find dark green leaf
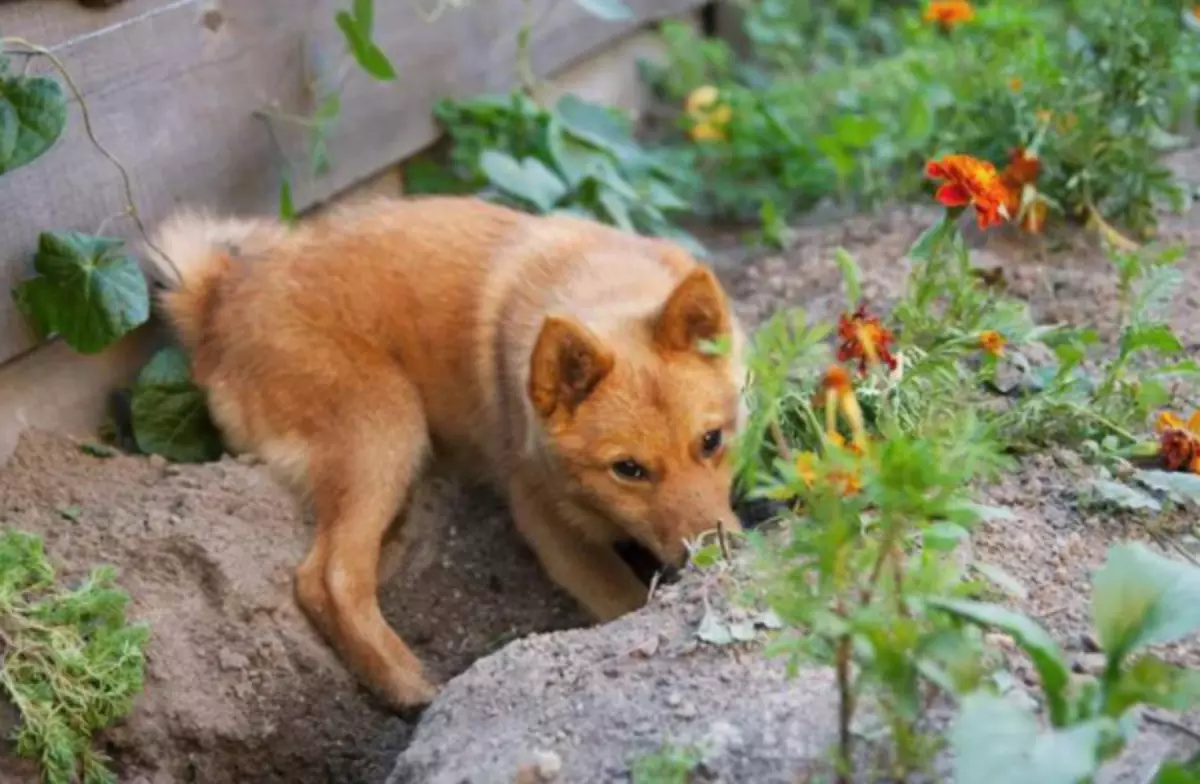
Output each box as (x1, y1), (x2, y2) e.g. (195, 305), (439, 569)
(1106, 655), (1200, 716)
(1155, 759), (1200, 784)
(0, 75), (68, 175)
(1120, 323), (1183, 358)
(352, 0), (374, 36)
(572, 0), (633, 21)
(130, 348), (224, 463)
(12, 232), (149, 354)
(479, 150), (567, 212)
(336, 10), (397, 81)
(1093, 542), (1200, 664)
(928, 598), (1071, 726)
(951, 692), (1113, 784)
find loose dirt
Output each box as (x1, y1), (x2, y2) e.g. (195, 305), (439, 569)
(2, 150), (1199, 782)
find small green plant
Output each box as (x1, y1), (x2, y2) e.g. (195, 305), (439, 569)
(939, 541), (1200, 783)
(0, 528), (149, 784)
(405, 91), (703, 254)
(630, 742), (702, 784)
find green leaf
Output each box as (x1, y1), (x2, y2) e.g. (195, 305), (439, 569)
(1156, 759), (1200, 784)
(951, 692), (1113, 784)
(130, 348), (224, 463)
(1133, 470), (1200, 506)
(479, 150), (567, 212)
(12, 232), (150, 354)
(1106, 655), (1200, 716)
(352, 0), (374, 35)
(554, 95), (636, 158)
(336, 10), (397, 81)
(907, 212), (958, 263)
(970, 562), (1029, 600)
(834, 248), (862, 307)
(1120, 323), (1183, 358)
(279, 177), (296, 224)
(598, 187), (634, 230)
(928, 598), (1071, 725)
(1081, 479), (1162, 513)
(923, 522), (970, 552)
(0, 75), (68, 175)
(1092, 542), (1200, 665)
(572, 0), (633, 21)
(547, 124), (610, 187)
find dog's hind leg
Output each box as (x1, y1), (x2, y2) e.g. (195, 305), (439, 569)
(293, 366), (437, 711)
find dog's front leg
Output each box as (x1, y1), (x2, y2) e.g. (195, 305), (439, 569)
(509, 481), (647, 622)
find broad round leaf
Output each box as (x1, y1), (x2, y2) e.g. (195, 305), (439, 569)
(479, 151), (567, 212)
(12, 232), (150, 354)
(131, 348), (224, 463)
(0, 75), (67, 175)
(951, 692), (1114, 784)
(1093, 542), (1200, 663)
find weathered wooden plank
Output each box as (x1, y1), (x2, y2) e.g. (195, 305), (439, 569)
(0, 0), (704, 365)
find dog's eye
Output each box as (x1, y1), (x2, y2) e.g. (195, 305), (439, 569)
(611, 459), (649, 481)
(701, 429), (723, 456)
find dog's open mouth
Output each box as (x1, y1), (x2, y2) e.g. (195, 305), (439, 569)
(612, 540), (676, 587)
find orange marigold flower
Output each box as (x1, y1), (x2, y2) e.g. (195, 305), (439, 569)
(979, 330), (1006, 357)
(1156, 409), (1200, 473)
(828, 467), (863, 497)
(1194, 6), (1200, 22)
(926, 154), (1013, 230)
(836, 304), (898, 374)
(1008, 76), (1023, 92)
(1002, 148), (1041, 188)
(822, 365), (853, 395)
(924, 0), (974, 28)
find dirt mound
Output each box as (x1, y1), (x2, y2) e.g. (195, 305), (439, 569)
(0, 430), (584, 783)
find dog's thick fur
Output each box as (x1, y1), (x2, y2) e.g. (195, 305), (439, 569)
(146, 196), (748, 710)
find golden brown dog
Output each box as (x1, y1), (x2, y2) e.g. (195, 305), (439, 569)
(146, 196), (747, 710)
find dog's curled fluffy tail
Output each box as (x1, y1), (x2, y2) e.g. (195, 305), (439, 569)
(144, 210), (287, 351)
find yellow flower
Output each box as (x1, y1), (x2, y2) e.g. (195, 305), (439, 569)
(685, 85), (732, 143)
(1008, 76), (1023, 92)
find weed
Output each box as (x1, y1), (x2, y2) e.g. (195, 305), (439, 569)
(0, 529), (149, 784)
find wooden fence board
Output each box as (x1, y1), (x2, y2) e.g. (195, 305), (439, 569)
(0, 0), (703, 365)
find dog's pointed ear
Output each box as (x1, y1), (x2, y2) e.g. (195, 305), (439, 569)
(528, 315), (615, 417)
(654, 266), (731, 353)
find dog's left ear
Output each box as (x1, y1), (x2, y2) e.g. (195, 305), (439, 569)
(654, 266), (732, 353)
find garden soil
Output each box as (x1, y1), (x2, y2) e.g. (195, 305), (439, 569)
(2, 148), (1200, 782)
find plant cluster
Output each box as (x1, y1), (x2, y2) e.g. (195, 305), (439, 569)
(0, 529), (149, 784)
(706, 151), (1200, 782)
(647, 0), (1200, 241)
(403, 91), (703, 255)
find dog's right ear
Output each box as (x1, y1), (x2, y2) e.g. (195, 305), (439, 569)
(528, 315), (614, 418)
